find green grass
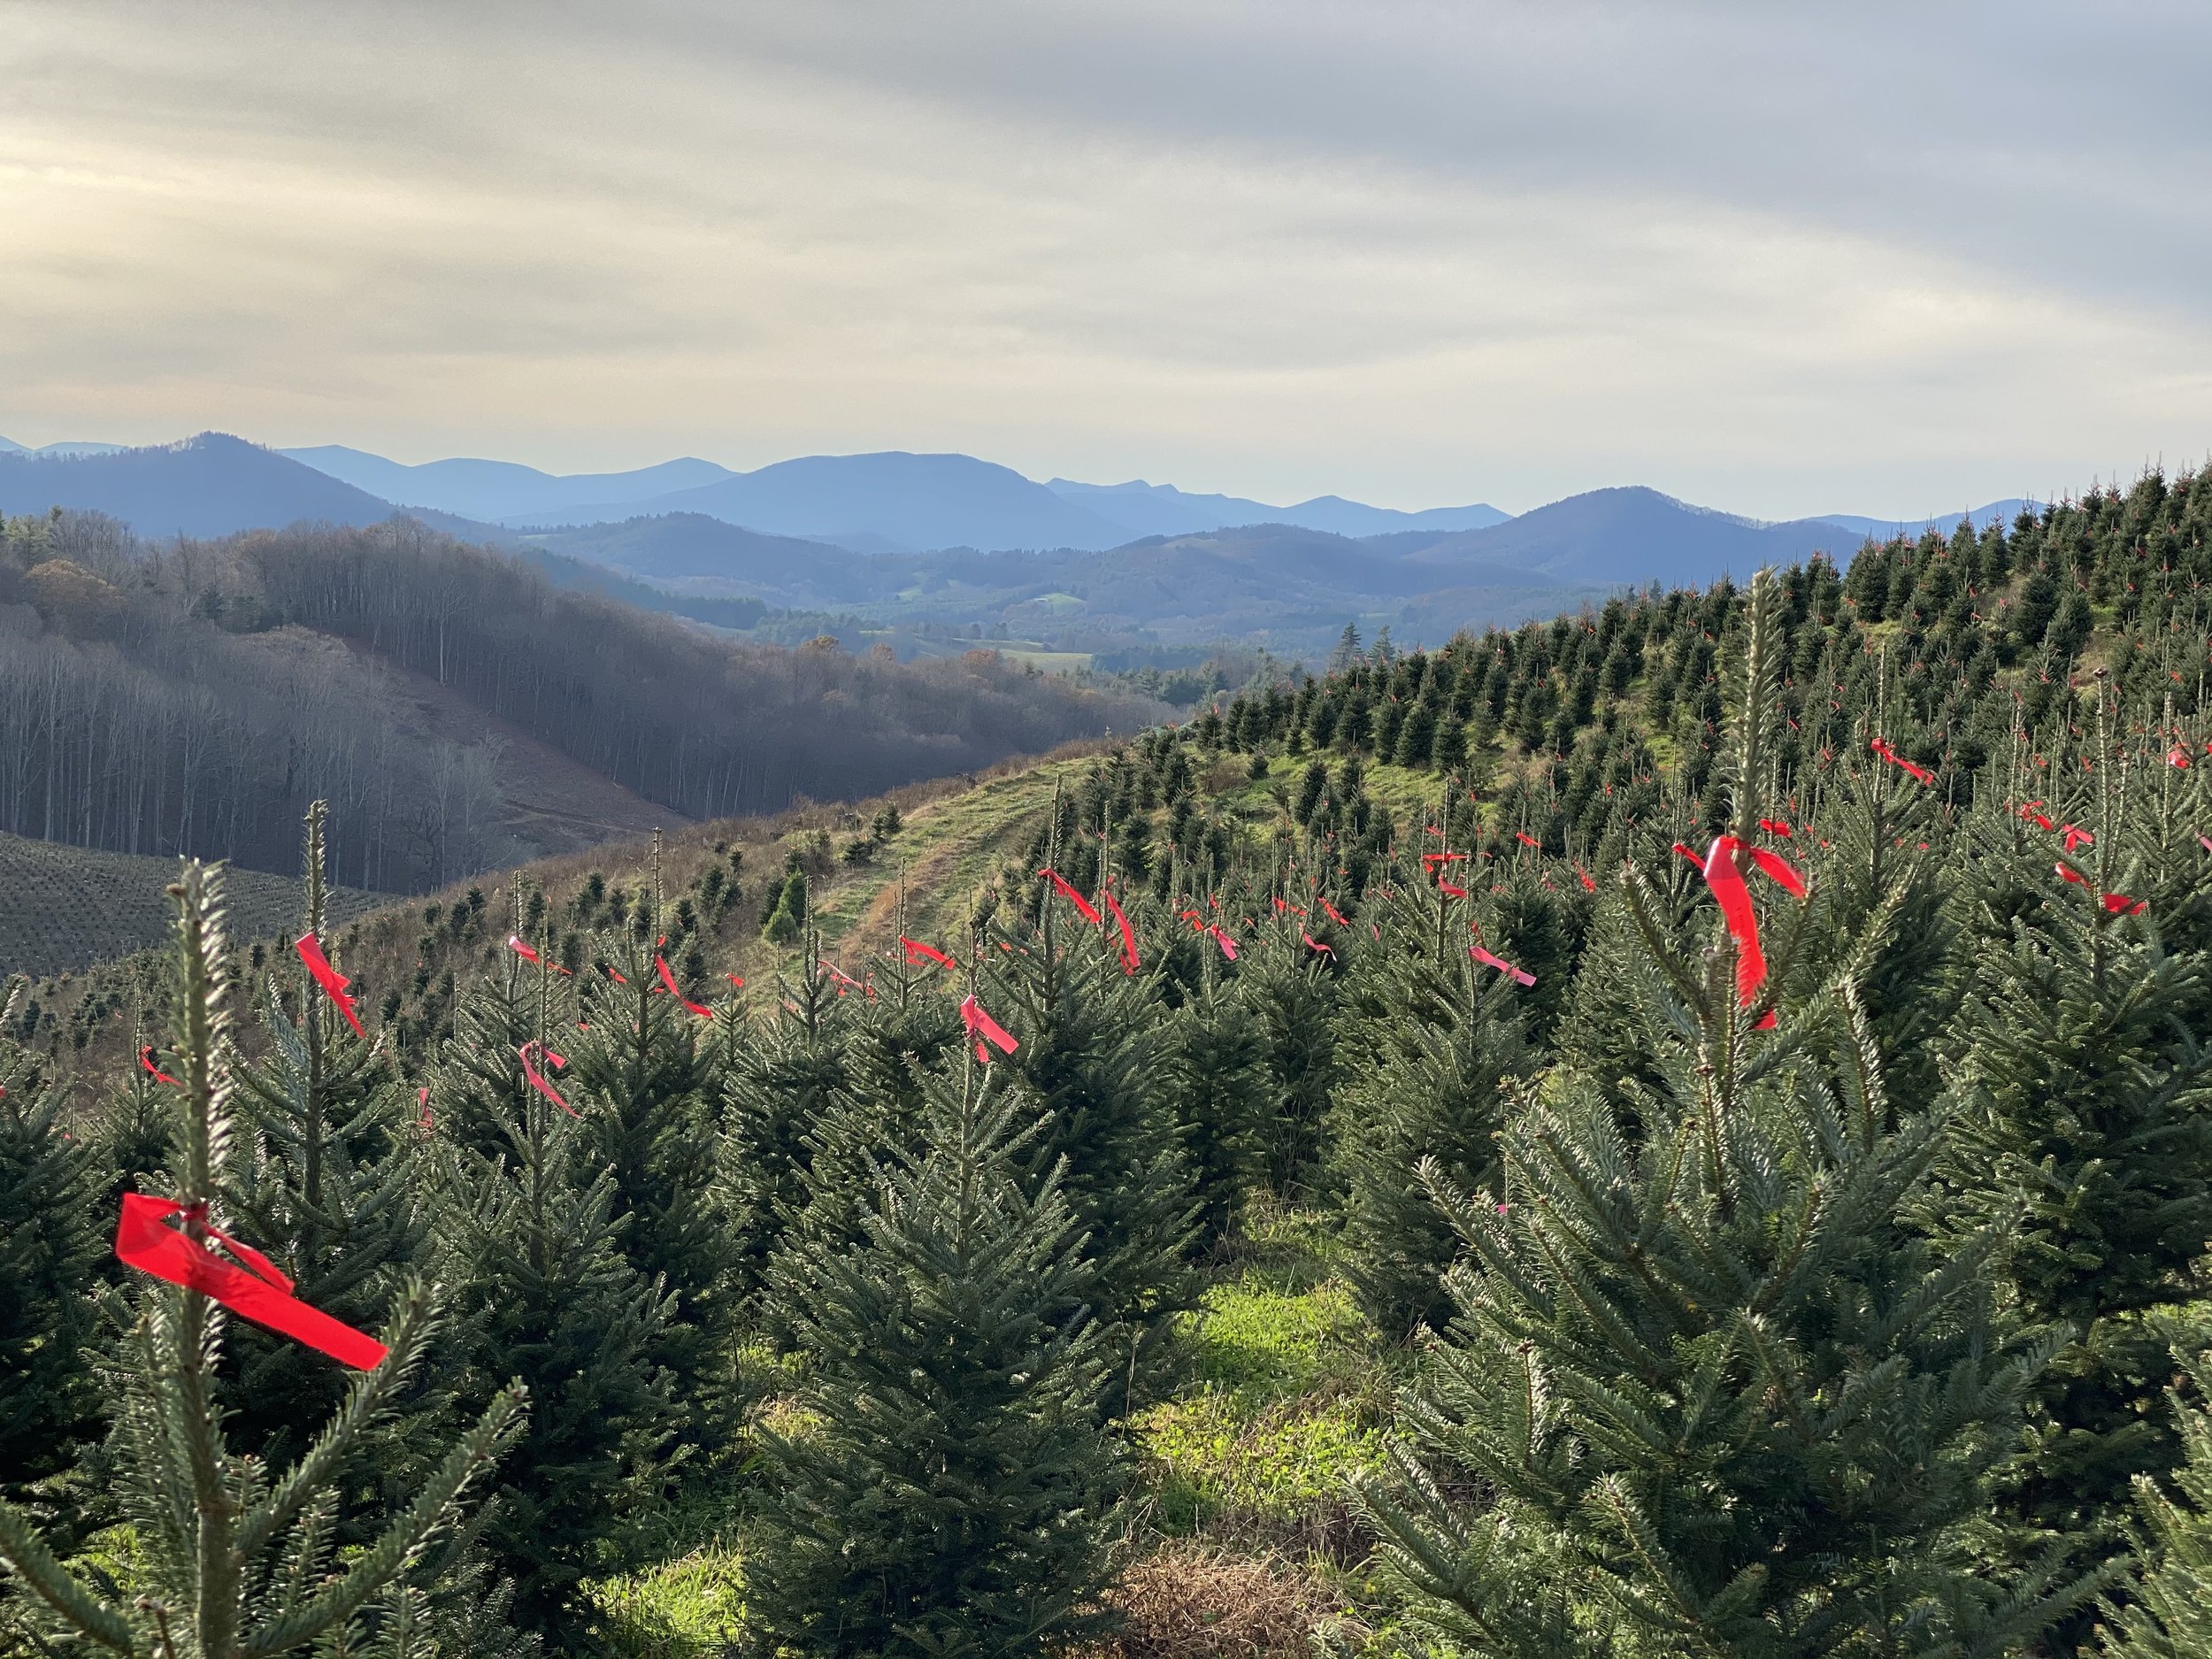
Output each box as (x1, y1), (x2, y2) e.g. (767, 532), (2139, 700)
(588, 1542), (748, 1658)
(1134, 1247), (1391, 1551)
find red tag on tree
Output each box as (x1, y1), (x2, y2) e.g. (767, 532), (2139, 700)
(294, 933), (366, 1039)
(1038, 868), (1101, 926)
(115, 1194), (388, 1371)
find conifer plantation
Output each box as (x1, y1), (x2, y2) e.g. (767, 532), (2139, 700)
(10, 472), (2212, 1655)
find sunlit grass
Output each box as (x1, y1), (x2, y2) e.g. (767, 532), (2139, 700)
(588, 1541), (747, 1659)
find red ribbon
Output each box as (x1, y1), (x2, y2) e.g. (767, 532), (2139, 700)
(1038, 868), (1101, 926)
(1319, 899), (1348, 926)
(1421, 851), (1465, 868)
(1748, 848), (1807, 899)
(294, 933), (365, 1038)
(726, 973), (746, 988)
(518, 1041), (576, 1116)
(1758, 818), (1794, 838)
(2103, 893), (2148, 916)
(960, 995), (1018, 1063)
(1102, 890), (1141, 974)
(508, 934), (540, 964)
(1437, 881), (1469, 899)
(1702, 838), (1769, 1013)
(901, 936), (955, 970)
(115, 1194), (387, 1371)
(2170, 747), (2192, 769)
(1575, 864), (1597, 892)
(1514, 832), (1540, 849)
(2062, 824), (2094, 851)
(1471, 942), (1535, 987)
(417, 1087), (432, 1132)
(1672, 841), (1704, 870)
(651, 956), (712, 1016)
(141, 1046), (181, 1087)
(1302, 931), (1333, 956)
(1209, 925), (1238, 961)
(2055, 861), (2086, 885)
(2018, 803), (2056, 831)
(1870, 738), (1934, 785)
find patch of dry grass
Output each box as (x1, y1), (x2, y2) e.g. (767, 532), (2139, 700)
(1083, 1540), (1357, 1659)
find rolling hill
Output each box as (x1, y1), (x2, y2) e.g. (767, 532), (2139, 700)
(279, 445), (738, 521)
(503, 449), (1133, 552)
(0, 433), (403, 538)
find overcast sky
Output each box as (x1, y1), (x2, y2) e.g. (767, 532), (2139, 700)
(3, 1), (2208, 518)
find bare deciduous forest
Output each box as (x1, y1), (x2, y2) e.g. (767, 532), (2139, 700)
(0, 511), (1163, 894)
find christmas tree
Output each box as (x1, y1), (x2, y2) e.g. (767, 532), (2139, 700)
(427, 953), (684, 1644)
(0, 977), (104, 1528)
(1352, 571), (2101, 1656)
(720, 940), (856, 1321)
(565, 911), (733, 1423)
(988, 868), (1196, 1399)
(748, 1060), (1125, 1655)
(2099, 1343), (2212, 1657)
(1333, 881), (1529, 1344)
(1933, 723), (2212, 1556)
(0, 860), (526, 1659)
(225, 803), (431, 1469)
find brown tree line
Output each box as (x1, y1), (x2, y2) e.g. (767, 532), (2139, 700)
(0, 511), (1158, 891)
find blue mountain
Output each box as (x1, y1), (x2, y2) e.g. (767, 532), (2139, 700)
(1045, 478), (1509, 539)
(0, 437), (133, 457)
(0, 433), (397, 537)
(279, 444), (737, 521)
(1813, 499), (2043, 540)
(503, 450), (1133, 553)
(1397, 487), (1865, 589)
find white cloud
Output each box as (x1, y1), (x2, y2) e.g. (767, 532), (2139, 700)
(0, 0), (2206, 515)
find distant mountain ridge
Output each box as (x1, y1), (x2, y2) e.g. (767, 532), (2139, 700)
(277, 444), (739, 521)
(0, 433), (398, 537)
(1042, 477), (1510, 539)
(0, 429), (2047, 657)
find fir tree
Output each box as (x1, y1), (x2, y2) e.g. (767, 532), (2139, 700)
(721, 943), (856, 1319)
(565, 909), (733, 1421)
(0, 860), (526, 1659)
(1932, 741), (2212, 1553)
(1238, 938), (1339, 1197)
(2099, 1343), (2212, 1658)
(988, 872), (1197, 1394)
(430, 961), (684, 1644)
(1333, 887), (1528, 1344)
(0, 978), (104, 1524)
(1352, 571), (2099, 1657)
(225, 803), (430, 1470)
(1165, 965), (1268, 1247)
(782, 909), (964, 1268)
(748, 1061), (1125, 1656)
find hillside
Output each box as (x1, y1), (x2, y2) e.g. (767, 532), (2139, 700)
(0, 832), (379, 977)
(12, 468), (2212, 1655)
(0, 510), (1164, 896)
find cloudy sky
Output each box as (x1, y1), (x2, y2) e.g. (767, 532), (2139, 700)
(4, 1), (2208, 517)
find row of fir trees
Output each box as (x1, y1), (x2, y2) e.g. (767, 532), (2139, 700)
(3, 478), (2212, 1652)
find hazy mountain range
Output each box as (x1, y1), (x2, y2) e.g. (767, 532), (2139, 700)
(0, 431), (2042, 656)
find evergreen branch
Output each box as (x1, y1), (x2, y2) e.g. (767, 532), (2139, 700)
(238, 1380), (526, 1659)
(0, 1499), (142, 1653)
(234, 1282), (437, 1560)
